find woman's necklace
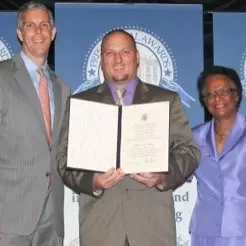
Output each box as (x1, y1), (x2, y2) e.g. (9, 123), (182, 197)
(215, 129), (230, 140)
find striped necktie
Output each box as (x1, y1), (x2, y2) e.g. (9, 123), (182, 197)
(37, 68), (52, 145)
(116, 88), (126, 106)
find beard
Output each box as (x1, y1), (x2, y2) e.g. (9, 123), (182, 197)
(111, 74), (130, 84)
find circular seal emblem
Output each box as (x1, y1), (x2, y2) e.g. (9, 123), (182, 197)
(240, 49), (246, 97)
(78, 26), (195, 108)
(68, 237), (79, 246)
(0, 37), (13, 61)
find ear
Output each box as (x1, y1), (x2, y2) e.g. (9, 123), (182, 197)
(17, 29), (23, 42)
(51, 26), (57, 41)
(235, 90), (240, 102)
(100, 56), (103, 71)
(136, 49), (140, 66)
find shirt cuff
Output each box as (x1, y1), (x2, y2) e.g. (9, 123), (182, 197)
(92, 189), (104, 197)
(156, 183), (166, 191)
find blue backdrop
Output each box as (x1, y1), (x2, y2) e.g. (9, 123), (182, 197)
(55, 3), (203, 126)
(213, 12), (246, 112)
(55, 4), (203, 246)
(0, 12), (20, 61)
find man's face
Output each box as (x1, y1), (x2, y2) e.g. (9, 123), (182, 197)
(101, 32), (140, 86)
(17, 8), (56, 61)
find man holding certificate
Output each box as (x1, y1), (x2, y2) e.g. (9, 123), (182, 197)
(57, 29), (200, 246)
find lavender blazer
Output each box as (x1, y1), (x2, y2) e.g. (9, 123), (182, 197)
(190, 112), (246, 237)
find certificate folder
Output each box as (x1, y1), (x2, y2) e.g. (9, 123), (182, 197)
(67, 98), (169, 174)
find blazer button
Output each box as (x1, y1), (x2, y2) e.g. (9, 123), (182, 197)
(46, 172), (50, 177)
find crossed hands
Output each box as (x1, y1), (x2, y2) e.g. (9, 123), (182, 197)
(92, 167), (165, 190)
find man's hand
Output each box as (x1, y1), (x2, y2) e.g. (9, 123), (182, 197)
(92, 168), (124, 190)
(129, 172), (165, 187)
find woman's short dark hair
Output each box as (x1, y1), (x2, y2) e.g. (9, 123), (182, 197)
(197, 65), (243, 108)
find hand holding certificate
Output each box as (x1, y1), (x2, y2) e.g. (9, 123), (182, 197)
(67, 98), (169, 173)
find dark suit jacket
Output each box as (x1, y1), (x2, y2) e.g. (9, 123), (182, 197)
(57, 80), (200, 246)
(0, 54), (70, 236)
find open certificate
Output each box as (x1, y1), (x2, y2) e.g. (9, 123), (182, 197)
(67, 98), (169, 173)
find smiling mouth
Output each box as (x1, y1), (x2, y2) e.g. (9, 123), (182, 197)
(214, 106), (226, 110)
(114, 67), (125, 71)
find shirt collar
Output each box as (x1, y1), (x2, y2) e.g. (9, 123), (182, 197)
(107, 78), (138, 95)
(20, 50), (48, 73)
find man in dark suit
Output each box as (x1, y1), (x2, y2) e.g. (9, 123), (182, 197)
(0, 1), (70, 245)
(57, 29), (199, 246)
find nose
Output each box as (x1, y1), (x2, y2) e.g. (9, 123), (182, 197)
(210, 93), (222, 105)
(35, 25), (41, 34)
(115, 52), (122, 63)
(213, 94), (221, 101)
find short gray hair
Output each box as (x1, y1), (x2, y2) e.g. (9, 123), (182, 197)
(17, 1), (54, 29)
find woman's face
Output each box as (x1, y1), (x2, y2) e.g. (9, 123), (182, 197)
(203, 74), (239, 120)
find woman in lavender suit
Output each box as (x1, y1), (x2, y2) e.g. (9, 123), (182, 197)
(190, 65), (246, 246)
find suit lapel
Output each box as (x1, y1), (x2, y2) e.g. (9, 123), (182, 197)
(48, 69), (62, 143)
(13, 55), (46, 136)
(206, 113), (245, 160)
(132, 80), (152, 105)
(220, 113), (245, 159)
(206, 120), (218, 160)
(96, 82), (115, 104)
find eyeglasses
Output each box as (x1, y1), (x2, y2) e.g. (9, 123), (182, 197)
(202, 87), (237, 101)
